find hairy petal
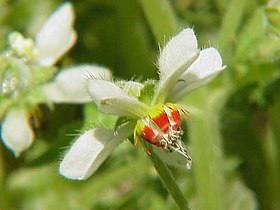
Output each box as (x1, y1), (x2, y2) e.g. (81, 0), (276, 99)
(169, 47), (225, 101)
(59, 123), (134, 180)
(1, 108), (34, 156)
(158, 28), (198, 79)
(35, 3), (77, 65)
(42, 65), (111, 103)
(153, 28), (200, 104)
(88, 80), (150, 118)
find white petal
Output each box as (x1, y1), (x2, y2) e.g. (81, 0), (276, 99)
(59, 123), (134, 180)
(87, 80), (149, 118)
(152, 51), (199, 104)
(1, 108), (34, 156)
(158, 28), (198, 78)
(153, 146), (192, 169)
(42, 65), (112, 103)
(35, 3), (77, 65)
(169, 47), (225, 101)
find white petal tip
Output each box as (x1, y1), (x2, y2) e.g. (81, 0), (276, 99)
(1, 109), (34, 156)
(59, 123), (134, 180)
(159, 28), (198, 76)
(59, 128), (115, 180)
(36, 2), (76, 65)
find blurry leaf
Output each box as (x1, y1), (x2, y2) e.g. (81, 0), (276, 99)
(25, 105), (83, 166)
(262, 76), (280, 108)
(139, 0), (180, 45)
(234, 63), (278, 88)
(221, 82), (279, 210)
(73, 0), (155, 79)
(265, 6), (280, 35)
(0, 98), (12, 120)
(236, 9), (265, 61)
(223, 157), (258, 210)
(262, 77), (280, 209)
(218, 0), (247, 52)
(257, 35), (280, 61)
(226, 178), (257, 210)
(2, 0), (56, 35)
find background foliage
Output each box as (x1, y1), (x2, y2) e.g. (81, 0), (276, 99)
(1, 0), (280, 209)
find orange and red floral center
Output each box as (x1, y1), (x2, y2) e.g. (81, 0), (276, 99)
(134, 103), (190, 158)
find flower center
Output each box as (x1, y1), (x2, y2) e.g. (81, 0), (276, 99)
(135, 103), (191, 161)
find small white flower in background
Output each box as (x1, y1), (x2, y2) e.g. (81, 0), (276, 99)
(0, 3), (111, 156)
(59, 28), (225, 180)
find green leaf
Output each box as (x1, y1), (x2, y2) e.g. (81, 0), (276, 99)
(0, 98), (12, 120)
(236, 9), (265, 61)
(139, 0), (180, 45)
(262, 76), (280, 109)
(265, 6), (280, 35)
(218, 0), (247, 52)
(221, 82), (280, 210)
(226, 178), (257, 210)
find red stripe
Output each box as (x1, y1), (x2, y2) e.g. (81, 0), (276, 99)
(171, 109), (181, 129)
(152, 111), (171, 132)
(141, 126), (160, 146)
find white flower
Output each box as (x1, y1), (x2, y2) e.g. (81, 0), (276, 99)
(59, 28), (225, 180)
(7, 3), (76, 66)
(1, 3), (108, 156)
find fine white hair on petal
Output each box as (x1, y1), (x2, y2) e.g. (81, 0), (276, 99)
(35, 2), (77, 66)
(87, 80), (150, 118)
(42, 65), (112, 103)
(158, 28), (198, 79)
(152, 51), (199, 105)
(1, 108), (34, 157)
(169, 47), (225, 101)
(152, 146), (192, 169)
(59, 123), (134, 180)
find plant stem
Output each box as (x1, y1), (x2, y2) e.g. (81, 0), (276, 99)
(188, 89), (226, 210)
(139, 0), (180, 45)
(0, 144), (7, 209)
(149, 151), (191, 210)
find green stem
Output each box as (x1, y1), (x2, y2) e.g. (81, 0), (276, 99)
(149, 151), (191, 210)
(263, 99), (280, 210)
(0, 144), (7, 209)
(218, 0), (247, 52)
(188, 89), (226, 210)
(139, 0), (180, 45)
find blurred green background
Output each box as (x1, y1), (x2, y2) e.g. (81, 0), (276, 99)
(0, 0), (280, 209)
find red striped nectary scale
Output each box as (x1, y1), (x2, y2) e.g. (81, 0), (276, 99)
(135, 103), (188, 149)
(134, 103), (192, 165)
